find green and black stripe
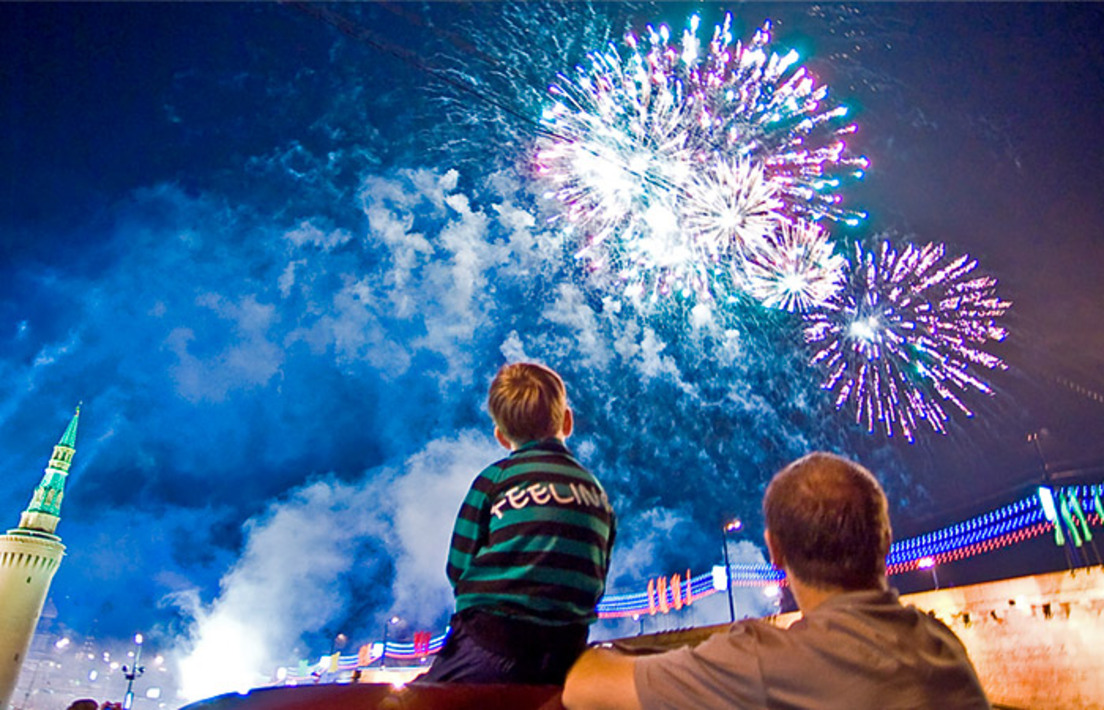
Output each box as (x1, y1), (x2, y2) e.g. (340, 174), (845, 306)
(446, 438), (616, 626)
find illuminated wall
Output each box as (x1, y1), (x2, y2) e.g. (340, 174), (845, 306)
(904, 569), (1104, 710)
(0, 534), (65, 709)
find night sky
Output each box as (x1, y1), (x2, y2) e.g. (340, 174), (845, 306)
(2, 2), (1103, 702)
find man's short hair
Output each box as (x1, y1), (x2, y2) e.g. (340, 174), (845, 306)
(763, 452), (892, 590)
(66, 700), (98, 710)
(488, 362), (568, 444)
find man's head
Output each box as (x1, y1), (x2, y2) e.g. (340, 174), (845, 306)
(66, 700), (98, 710)
(763, 452), (891, 591)
(488, 362), (572, 447)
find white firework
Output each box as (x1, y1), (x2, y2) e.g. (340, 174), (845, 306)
(684, 158), (782, 260)
(744, 219), (845, 312)
(535, 14), (867, 303)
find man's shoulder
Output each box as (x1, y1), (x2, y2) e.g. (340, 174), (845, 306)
(798, 588), (974, 655)
(900, 601), (974, 648)
(640, 616), (792, 658)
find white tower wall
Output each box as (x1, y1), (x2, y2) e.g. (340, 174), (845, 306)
(0, 532), (65, 710)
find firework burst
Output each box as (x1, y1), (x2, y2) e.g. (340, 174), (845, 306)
(804, 240), (1011, 441)
(535, 14), (867, 302)
(684, 158), (782, 259)
(744, 219), (846, 312)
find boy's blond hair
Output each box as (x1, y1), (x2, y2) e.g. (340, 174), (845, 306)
(488, 363), (568, 444)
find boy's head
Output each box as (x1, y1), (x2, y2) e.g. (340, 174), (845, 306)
(763, 452), (892, 591)
(488, 362), (572, 447)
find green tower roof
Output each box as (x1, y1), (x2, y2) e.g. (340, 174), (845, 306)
(15, 405), (82, 535)
(59, 405), (80, 448)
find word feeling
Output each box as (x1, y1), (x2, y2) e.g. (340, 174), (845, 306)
(491, 481), (612, 519)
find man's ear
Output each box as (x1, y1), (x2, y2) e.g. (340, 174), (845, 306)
(561, 408), (574, 438)
(494, 426), (514, 451)
(765, 530), (785, 569)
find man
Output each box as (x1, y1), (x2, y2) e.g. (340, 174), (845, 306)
(562, 452), (990, 709)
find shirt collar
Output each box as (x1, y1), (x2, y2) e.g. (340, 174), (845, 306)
(513, 437), (570, 455)
(808, 585), (897, 615)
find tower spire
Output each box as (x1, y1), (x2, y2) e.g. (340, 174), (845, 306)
(16, 405), (80, 538)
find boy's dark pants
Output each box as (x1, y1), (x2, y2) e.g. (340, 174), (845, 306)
(418, 609), (589, 685)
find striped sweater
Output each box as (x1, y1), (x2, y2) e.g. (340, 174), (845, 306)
(446, 438), (616, 626)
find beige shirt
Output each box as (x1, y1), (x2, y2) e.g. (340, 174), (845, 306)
(635, 587), (990, 710)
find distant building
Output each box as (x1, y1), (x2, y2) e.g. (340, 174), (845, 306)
(0, 408), (80, 710)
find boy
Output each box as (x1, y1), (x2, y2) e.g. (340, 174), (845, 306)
(421, 362), (616, 684)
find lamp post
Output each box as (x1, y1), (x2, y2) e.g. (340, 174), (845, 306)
(917, 557), (940, 590)
(631, 613), (644, 636)
(328, 633), (347, 680)
(379, 616), (400, 669)
(1028, 429), (1078, 567)
(122, 634), (145, 710)
(722, 519), (742, 622)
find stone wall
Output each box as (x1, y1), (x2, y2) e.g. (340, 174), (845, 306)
(902, 567), (1104, 710)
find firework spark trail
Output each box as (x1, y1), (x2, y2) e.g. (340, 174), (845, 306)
(804, 240), (1011, 441)
(743, 219), (846, 313)
(422, 2), (627, 171)
(535, 14), (867, 303)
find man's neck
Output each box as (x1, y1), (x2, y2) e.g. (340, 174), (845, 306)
(789, 575), (885, 614)
(789, 577), (840, 614)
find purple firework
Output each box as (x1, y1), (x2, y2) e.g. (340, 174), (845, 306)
(804, 240), (1011, 441)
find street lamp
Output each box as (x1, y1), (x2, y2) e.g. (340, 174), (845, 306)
(631, 613), (644, 636)
(326, 633), (348, 681)
(917, 557), (940, 590)
(379, 616), (400, 669)
(722, 519), (742, 623)
(122, 634), (145, 710)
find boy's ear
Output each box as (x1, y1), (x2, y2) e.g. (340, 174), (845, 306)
(494, 426), (514, 451)
(561, 408), (574, 439)
(765, 530), (785, 569)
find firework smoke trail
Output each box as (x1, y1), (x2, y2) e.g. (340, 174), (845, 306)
(421, 2), (630, 171)
(804, 240), (1011, 442)
(743, 219), (846, 313)
(535, 14), (868, 304)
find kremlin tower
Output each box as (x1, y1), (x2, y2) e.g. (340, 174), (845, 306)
(0, 407), (80, 710)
